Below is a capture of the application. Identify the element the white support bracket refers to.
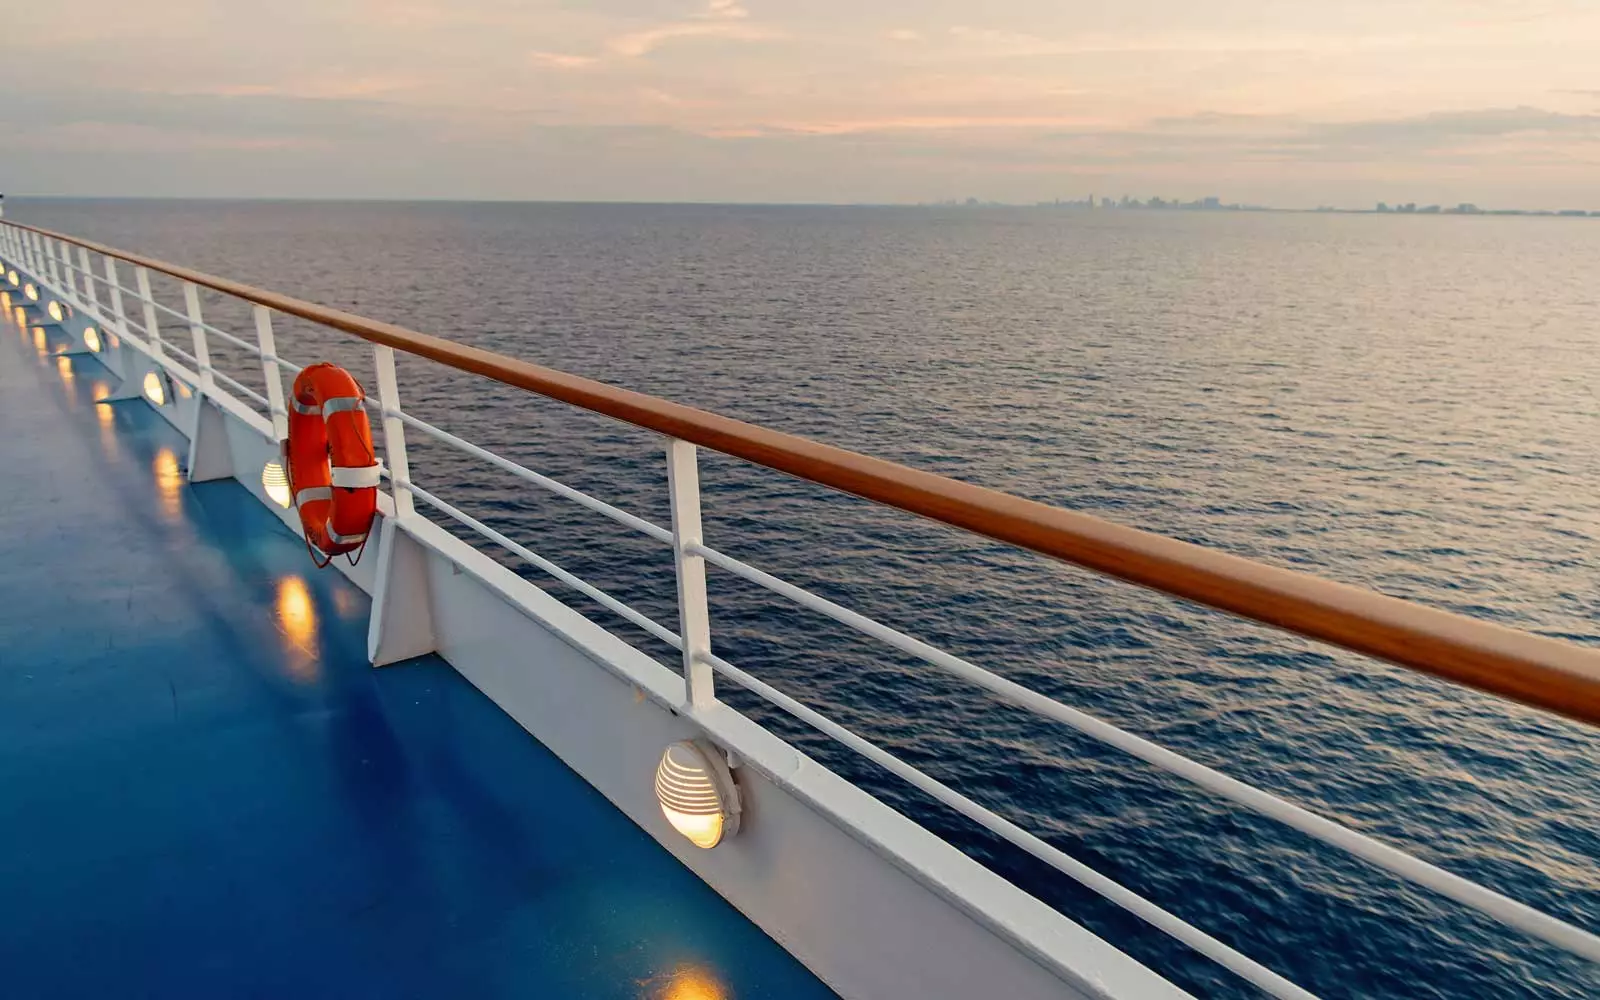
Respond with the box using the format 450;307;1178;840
186;397;235;483
367;516;438;667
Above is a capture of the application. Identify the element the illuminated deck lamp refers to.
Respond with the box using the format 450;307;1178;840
6;269;16;286
261;460;292;508
142;370;169;407
24;282;38;301
46;299;67;323
654;740;741;849
83;326;101;353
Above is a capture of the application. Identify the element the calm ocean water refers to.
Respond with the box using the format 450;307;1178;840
16;199;1599;998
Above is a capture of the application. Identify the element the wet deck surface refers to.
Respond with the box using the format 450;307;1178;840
0;311;836;1000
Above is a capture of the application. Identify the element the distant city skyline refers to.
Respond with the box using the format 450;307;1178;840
936;194;1598;215
3;1;1598;207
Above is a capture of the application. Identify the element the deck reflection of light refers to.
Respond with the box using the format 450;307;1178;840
646;966;730;1000
153;447;182;521
92;382;118;457
56;356;74;383
32;327;47;353
275;576;321;683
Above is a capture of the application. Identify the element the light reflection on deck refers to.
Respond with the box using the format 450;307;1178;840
152;447;182;522
645;965;731;1000
275;575;321;683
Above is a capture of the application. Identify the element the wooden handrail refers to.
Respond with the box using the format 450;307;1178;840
10;219;1600;728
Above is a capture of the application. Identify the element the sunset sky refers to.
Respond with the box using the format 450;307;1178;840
4;0;1598;206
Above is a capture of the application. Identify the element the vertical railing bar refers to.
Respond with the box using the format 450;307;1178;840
254;305;290;441
183;281;214;394
43;236;63;288
667;439;715;707
372;344;414;518
135;266;165;360
57;239;83;306
39;236;56;291
105;257;128;347
78;247;100;315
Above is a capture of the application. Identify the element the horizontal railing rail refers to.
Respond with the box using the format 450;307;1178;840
4;217;1598;1000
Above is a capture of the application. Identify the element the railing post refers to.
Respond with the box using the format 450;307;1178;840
26;231;42;275
182;282;214;394
42;236;63;288
134;265;164;360
667;438;715;708
52;240;79;306
63;241;86;307
105;257;128;343
253;305;290;440
78;247;101;314
372;344;414;519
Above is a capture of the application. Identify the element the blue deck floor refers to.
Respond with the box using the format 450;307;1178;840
0;316;836;1000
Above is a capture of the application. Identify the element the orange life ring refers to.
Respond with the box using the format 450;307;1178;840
285;362;380;559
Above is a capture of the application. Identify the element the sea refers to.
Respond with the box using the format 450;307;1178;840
14;199;1599;999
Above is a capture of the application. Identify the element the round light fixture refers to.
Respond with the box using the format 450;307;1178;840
654;740;741;849
261;460;293;508
6;270;16;286
83;326;101;352
24;283;38;301
142;371;167;407
47;300;63;322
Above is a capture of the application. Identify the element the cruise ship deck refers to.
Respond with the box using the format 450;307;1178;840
0;316;836;998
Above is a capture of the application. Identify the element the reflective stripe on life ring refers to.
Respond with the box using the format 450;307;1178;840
285;362;380;558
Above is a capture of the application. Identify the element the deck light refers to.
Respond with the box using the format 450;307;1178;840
24;282;38;301
654;740;740;849
47;300;63;322
143;371;167;406
262;460;292;508
83;326;100;352
6;270;16;286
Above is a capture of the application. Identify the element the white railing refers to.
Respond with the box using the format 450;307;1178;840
3;219;1597;1000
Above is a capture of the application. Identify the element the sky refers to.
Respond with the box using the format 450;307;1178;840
3;0;1599;207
